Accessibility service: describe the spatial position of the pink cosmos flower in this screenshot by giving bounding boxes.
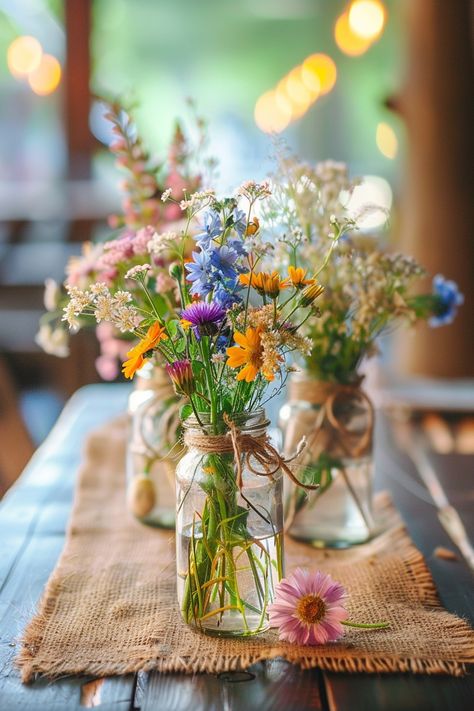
[268,568,348,645]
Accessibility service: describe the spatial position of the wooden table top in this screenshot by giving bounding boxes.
[0,384,472,711]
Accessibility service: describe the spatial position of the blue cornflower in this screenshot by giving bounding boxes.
[209,245,239,279]
[185,250,212,296]
[195,210,222,249]
[429,274,464,327]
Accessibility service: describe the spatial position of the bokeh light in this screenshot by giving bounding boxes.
[28,54,62,96]
[284,69,312,109]
[7,36,43,78]
[334,12,372,56]
[301,54,337,95]
[254,90,291,134]
[376,122,398,159]
[348,0,386,41]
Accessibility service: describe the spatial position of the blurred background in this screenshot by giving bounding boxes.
[0,0,472,490]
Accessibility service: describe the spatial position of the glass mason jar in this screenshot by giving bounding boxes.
[280,373,375,548]
[176,410,284,637]
[126,361,181,528]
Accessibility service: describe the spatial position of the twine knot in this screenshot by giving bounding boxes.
[183,414,316,492]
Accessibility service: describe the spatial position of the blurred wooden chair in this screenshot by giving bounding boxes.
[0,356,34,496]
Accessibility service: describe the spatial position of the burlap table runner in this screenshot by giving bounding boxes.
[17,419,474,682]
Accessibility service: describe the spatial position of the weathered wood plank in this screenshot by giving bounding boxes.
[142,660,324,711]
[0,385,134,710]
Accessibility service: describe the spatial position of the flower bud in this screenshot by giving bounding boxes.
[299,283,325,307]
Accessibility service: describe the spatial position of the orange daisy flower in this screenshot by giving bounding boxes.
[284,266,316,289]
[122,322,168,379]
[239,271,288,299]
[226,327,274,382]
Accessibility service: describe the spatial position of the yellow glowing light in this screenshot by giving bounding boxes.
[349,0,386,41]
[275,77,309,122]
[285,69,312,107]
[7,36,43,78]
[254,90,291,134]
[28,54,62,95]
[301,54,337,95]
[334,11,373,56]
[376,122,398,159]
[301,64,321,100]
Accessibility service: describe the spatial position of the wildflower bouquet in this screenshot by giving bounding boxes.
[63,181,326,635]
[265,155,463,546]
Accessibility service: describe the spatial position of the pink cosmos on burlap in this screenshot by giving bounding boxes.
[268,568,349,645]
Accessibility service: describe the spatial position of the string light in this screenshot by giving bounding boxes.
[334,11,372,56]
[7,36,43,78]
[376,122,398,159]
[28,54,62,96]
[348,0,386,41]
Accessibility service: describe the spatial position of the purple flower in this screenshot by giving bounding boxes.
[181,301,226,337]
[195,210,222,249]
[429,274,464,327]
[185,250,212,296]
[268,568,348,645]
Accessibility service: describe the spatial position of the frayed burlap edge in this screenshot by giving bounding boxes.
[17,522,474,682]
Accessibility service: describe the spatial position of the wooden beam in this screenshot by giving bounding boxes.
[396,0,474,377]
[64,0,93,180]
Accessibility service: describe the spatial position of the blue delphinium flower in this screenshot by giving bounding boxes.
[195,210,222,249]
[210,245,239,279]
[213,283,242,310]
[227,236,249,257]
[232,208,247,238]
[185,250,212,296]
[429,274,464,327]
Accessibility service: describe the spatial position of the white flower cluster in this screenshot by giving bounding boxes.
[62,283,140,333]
[35,323,70,358]
[125,264,151,279]
[265,156,360,248]
[147,231,177,255]
[179,189,216,212]
[236,180,272,201]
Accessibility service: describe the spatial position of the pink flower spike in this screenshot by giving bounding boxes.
[268,568,348,646]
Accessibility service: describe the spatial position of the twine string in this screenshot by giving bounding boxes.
[285,381,375,533]
[183,413,315,492]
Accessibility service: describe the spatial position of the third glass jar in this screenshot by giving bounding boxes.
[280,372,375,548]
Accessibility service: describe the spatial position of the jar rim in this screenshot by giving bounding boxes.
[183,408,268,434]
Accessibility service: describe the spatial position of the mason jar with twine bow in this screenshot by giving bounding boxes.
[280,373,375,547]
[126,362,183,527]
[175,409,313,637]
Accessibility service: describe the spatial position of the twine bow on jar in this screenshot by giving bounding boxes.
[284,377,375,534]
[183,413,316,493]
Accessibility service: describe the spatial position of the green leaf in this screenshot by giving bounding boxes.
[166,319,179,338]
[179,403,193,422]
